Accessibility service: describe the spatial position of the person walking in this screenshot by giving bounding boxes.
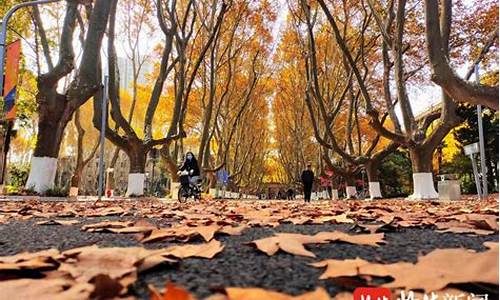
[301,163,314,202]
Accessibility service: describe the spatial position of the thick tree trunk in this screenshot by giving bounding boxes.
[344,174,356,199]
[365,160,382,199]
[125,144,147,196]
[408,146,438,199]
[26,116,66,193]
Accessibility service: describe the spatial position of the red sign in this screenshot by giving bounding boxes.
[3,40,21,120]
[354,287,391,300]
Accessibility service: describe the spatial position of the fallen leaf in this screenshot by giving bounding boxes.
[0,278,93,300]
[310,258,374,279]
[149,282,195,300]
[312,243,499,292]
[81,221,134,232]
[224,287,330,300]
[249,231,385,257]
[37,219,80,226]
[142,225,245,243]
[314,232,385,247]
[164,240,224,259]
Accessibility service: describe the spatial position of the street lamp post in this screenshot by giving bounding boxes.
[0,0,62,94]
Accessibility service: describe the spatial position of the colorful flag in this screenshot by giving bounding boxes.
[3,40,21,121]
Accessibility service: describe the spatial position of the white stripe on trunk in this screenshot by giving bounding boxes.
[126,173,145,196]
[25,157,58,194]
[346,186,357,199]
[408,172,439,200]
[368,181,382,199]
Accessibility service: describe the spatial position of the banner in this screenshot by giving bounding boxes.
[3,40,21,121]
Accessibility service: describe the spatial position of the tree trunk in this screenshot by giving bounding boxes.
[70,166,83,190]
[409,146,434,173]
[125,143,147,196]
[365,160,383,199]
[344,173,356,199]
[408,146,439,199]
[26,116,66,193]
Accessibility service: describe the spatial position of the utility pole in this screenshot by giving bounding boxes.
[97,76,109,201]
[475,64,488,198]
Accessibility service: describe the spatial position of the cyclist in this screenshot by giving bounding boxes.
[178,151,200,187]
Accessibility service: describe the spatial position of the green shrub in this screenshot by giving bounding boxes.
[7,163,29,190]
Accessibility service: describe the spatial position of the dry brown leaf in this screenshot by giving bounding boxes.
[312,243,499,292]
[107,226,156,234]
[81,221,134,232]
[0,256,57,272]
[142,224,245,243]
[164,240,224,259]
[249,233,324,257]
[224,287,330,300]
[436,225,495,235]
[311,214,354,225]
[37,219,80,226]
[58,245,176,294]
[381,245,499,290]
[310,258,374,279]
[218,224,248,236]
[249,231,384,257]
[87,206,126,217]
[149,282,195,300]
[0,278,93,300]
[314,232,385,247]
[0,248,60,264]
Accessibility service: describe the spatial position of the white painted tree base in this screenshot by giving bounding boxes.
[126,173,145,196]
[368,181,382,199]
[346,186,357,199]
[25,157,58,194]
[331,189,339,200]
[407,172,439,200]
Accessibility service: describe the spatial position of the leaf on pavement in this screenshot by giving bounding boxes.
[223,287,330,300]
[435,222,495,235]
[142,224,246,243]
[0,248,60,272]
[310,258,376,279]
[81,221,134,232]
[163,240,224,259]
[248,231,384,257]
[0,278,93,300]
[314,232,385,247]
[58,245,176,294]
[311,243,499,292]
[37,219,80,226]
[248,233,324,257]
[149,282,195,300]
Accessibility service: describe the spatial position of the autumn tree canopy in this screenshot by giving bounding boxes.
[0,0,497,197]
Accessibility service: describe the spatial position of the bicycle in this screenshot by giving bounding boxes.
[177,170,202,203]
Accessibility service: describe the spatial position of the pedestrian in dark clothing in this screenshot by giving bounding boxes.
[286,188,294,200]
[301,164,314,202]
[179,152,200,188]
